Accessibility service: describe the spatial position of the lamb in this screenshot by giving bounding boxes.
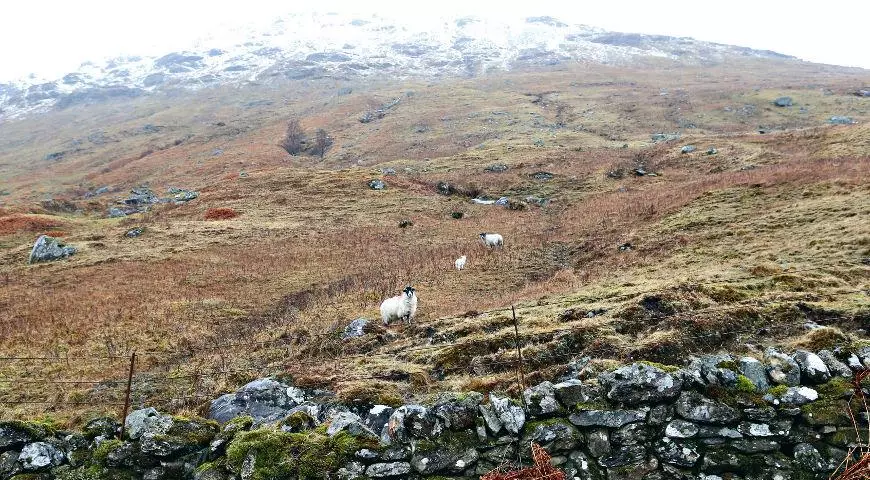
[455,255,467,270]
[380,285,418,325]
[479,232,504,248]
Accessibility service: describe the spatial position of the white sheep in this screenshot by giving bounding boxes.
[455,255,467,271]
[479,232,504,249]
[380,286,418,325]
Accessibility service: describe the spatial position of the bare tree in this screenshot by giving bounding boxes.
[314,128,331,159]
[280,118,305,155]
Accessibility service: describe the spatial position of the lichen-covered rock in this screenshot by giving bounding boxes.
[765,348,801,386]
[18,441,64,471]
[327,412,376,438]
[385,405,440,443]
[139,433,194,458]
[569,409,646,428]
[598,443,646,468]
[433,392,483,430]
[82,417,120,440]
[773,96,793,107]
[778,386,819,406]
[342,318,369,340]
[489,394,525,434]
[28,235,76,263]
[337,460,366,480]
[0,421,49,450]
[665,420,699,438]
[793,350,831,384]
[125,408,173,440]
[736,422,775,437]
[599,363,682,405]
[0,450,21,478]
[738,357,769,391]
[585,429,611,458]
[410,433,479,474]
[209,378,305,424]
[731,439,780,453]
[363,405,393,436]
[743,407,776,422]
[523,381,563,417]
[368,179,386,190]
[552,379,592,407]
[674,392,738,424]
[654,438,700,467]
[793,442,827,472]
[817,350,853,378]
[365,461,411,478]
[478,403,503,435]
[522,419,580,452]
[611,422,650,446]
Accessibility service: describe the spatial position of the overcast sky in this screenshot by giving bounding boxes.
[1,0,867,82]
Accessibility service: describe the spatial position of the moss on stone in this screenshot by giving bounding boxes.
[92,439,123,464]
[638,360,680,373]
[767,385,789,397]
[716,359,739,371]
[574,400,608,411]
[167,416,219,444]
[801,378,856,426]
[735,375,757,393]
[225,426,375,479]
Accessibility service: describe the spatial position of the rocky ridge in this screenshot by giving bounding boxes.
[0,13,794,120]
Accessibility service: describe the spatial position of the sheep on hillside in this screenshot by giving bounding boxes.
[455,255,467,271]
[479,232,504,249]
[380,285,418,325]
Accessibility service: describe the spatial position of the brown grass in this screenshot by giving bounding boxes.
[0,214,64,236]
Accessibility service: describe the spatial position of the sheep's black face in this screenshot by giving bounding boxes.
[479,233,486,239]
[403,286,415,297]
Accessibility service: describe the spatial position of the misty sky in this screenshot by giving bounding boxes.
[1,0,867,82]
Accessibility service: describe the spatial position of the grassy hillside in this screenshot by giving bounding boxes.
[0,59,868,425]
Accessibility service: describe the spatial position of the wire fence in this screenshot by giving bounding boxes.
[0,267,866,424]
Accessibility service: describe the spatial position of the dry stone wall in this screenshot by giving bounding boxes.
[1,347,868,480]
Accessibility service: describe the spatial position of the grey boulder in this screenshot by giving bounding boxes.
[209,378,305,424]
[28,235,77,264]
[489,394,525,434]
[792,350,831,384]
[523,381,562,417]
[599,362,683,405]
[674,392,738,424]
[125,408,173,440]
[18,442,65,471]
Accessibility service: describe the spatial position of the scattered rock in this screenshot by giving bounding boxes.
[368,179,386,190]
[125,227,144,238]
[28,235,77,264]
[381,168,397,176]
[484,164,508,173]
[531,171,554,180]
[651,133,680,142]
[342,318,370,340]
[828,116,854,125]
[680,145,696,154]
[108,207,128,218]
[705,147,718,155]
[773,96,793,107]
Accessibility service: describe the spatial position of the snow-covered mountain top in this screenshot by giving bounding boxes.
[0,12,792,120]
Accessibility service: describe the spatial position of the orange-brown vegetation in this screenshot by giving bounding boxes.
[204,207,239,220]
[0,214,64,236]
[0,61,868,424]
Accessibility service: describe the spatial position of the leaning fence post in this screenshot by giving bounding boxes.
[119,351,136,439]
[512,306,527,403]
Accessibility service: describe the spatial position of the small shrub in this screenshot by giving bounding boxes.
[451,211,464,219]
[204,208,239,220]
